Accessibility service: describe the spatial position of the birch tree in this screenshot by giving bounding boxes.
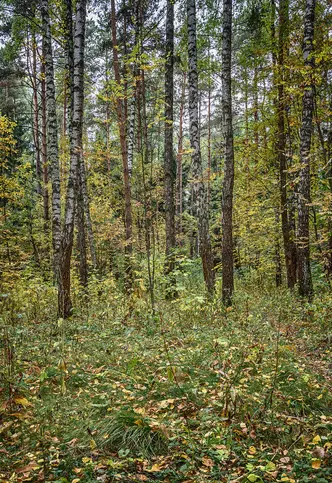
[187,0,215,295]
[297,0,315,299]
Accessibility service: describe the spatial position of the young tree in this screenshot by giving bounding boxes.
[187,0,215,295]
[297,0,315,299]
[221,0,235,306]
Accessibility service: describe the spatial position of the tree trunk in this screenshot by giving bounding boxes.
[187,0,215,295]
[110,0,133,290]
[276,0,297,289]
[41,0,61,275]
[297,0,315,299]
[176,71,186,242]
[221,0,235,305]
[164,0,176,275]
[58,0,87,316]
[40,58,50,226]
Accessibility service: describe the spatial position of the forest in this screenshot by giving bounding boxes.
[0,0,331,481]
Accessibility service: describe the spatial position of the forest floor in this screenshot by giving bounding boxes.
[0,275,331,483]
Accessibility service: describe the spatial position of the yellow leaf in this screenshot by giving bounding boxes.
[311,459,321,469]
[90,439,97,450]
[312,435,321,445]
[82,457,92,464]
[14,396,30,407]
[248,446,256,455]
[72,479,80,483]
[134,419,144,427]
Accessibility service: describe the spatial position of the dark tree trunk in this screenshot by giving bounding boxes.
[276,0,297,289]
[187,0,215,295]
[297,0,315,299]
[221,0,235,305]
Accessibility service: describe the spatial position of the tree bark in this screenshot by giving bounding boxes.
[187,0,215,295]
[164,0,176,275]
[221,0,235,305]
[58,0,87,316]
[41,0,61,275]
[176,71,186,241]
[297,0,315,299]
[276,0,297,289]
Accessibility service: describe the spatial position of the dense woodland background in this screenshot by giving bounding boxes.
[0,0,331,482]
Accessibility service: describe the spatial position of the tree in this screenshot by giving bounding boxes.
[58,0,88,317]
[164,0,176,277]
[187,0,215,295]
[40,0,61,276]
[297,0,315,299]
[221,0,235,306]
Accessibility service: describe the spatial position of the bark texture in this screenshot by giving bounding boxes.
[187,0,215,295]
[297,0,315,299]
[221,0,235,305]
[58,0,87,316]
[164,0,176,274]
[41,0,61,273]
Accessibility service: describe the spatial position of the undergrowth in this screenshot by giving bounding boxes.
[0,271,331,482]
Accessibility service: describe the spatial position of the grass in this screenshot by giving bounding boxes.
[0,272,331,482]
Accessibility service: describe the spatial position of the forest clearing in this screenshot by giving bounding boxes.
[0,0,331,481]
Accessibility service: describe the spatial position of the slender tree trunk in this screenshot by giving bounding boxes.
[187,0,215,295]
[58,0,87,316]
[31,35,42,195]
[164,0,176,275]
[41,0,61,275]
[176,72,186,241]
[275,0,297,289]
[221,0,235,305]
[40,54,50,225]
[297,0,315,299]
[111,0,133,289]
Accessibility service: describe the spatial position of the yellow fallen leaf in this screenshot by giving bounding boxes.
[248,446,256,455]
[312,459,321,469]
[14,396,30,407]
[72,479,80,483]
[312,435,321,445]
[90,439,97,450]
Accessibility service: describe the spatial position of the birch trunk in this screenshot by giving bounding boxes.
[58,0,87,316]
[187,0,215,295]
[41,0,61,274]
[221,0,235,305]
[297,0,315,299]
